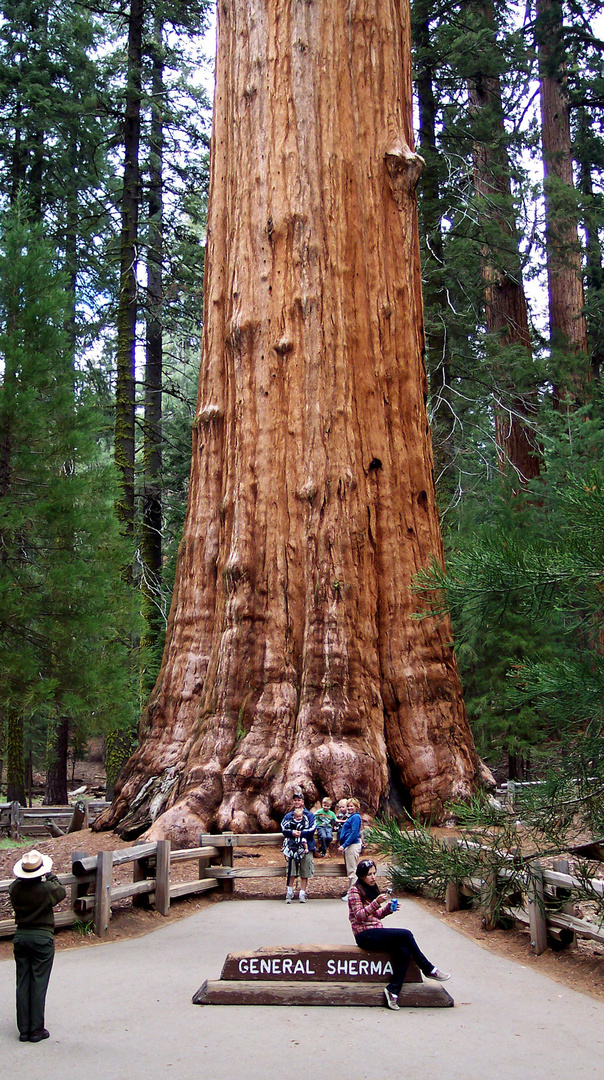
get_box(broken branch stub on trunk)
[96,0,482,846]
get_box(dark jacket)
[9,873,67,932]
[281,809,316,852]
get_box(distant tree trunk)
[536,0,588,398]
[107,0,144,796]
[115,0,143,535]
[44,715,69,805]
[141,13,164,690]
[97,0,483,844]
[6,709,26,805]
[413,0,455,490]
[576,107,603,383]
[468,0,541,484]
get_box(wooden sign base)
[193,945,454,1008]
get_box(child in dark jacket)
[9,849,66,1043]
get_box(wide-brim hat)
[13,849,53,880]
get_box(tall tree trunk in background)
[141,13,164,692]
[576,108,603,383]
[98,0,482,844]
[413,0,456,492]
[115,0,143,537]
[44,714,69,805]
[6,709,26,804]
[468,0,541,483]
[536,0,588,398]
[107,0,144,797]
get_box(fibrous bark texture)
[537,0,588,378]
[468,0,541,484]
[98,0,481,845]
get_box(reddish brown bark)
[97,0,482,844]
[536,0,588,393]
[468,0,541,484]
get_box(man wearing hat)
[9,849,66,1042]
[280,789,316,903]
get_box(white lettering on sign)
[237,954,392,978]
[325,958,392,977]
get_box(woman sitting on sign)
[347,859,450,1010]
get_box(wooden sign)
[193,944,454,1008]
[220,945,422,983]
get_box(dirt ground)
[1,832,604,1003]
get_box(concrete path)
[1,896,603,1080]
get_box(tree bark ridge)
[98,0,481,844]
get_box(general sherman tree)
[98,0,483,844]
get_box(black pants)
[14,929,55,1036]
[355,927,434,995]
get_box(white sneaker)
[299,891,307,903]
[426,968,450,982]
[285,888,294,904]
[384,987,400,1010]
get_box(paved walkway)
[1,897,603,1080]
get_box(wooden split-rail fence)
[443,838,604,956]
[0,831,350,940]
[1,827,602,960]
[0,801,110,840]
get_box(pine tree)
[0,202,138,804]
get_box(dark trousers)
[356,927,434,996]
[14,929,55,1036]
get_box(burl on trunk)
[98,0,482,844]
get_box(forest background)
[0,0,603,809]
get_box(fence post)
[132,848,151,909]
[527,860,548,955]
[94,850,113,939]
[71,850,90,919]
[443,838,460,912]
[198,833,210,883]
[482,872,499,932]
[220,832,235,895]
[553,857,577,949]
[10,801,20,840]
[507,781,515,812]
[155,839,171,916]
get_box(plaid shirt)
[347,883,391,937]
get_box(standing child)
[315,797,337,856]
[334,798,349,842]
[9,849,66,1043]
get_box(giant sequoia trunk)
[97,0,482,844]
